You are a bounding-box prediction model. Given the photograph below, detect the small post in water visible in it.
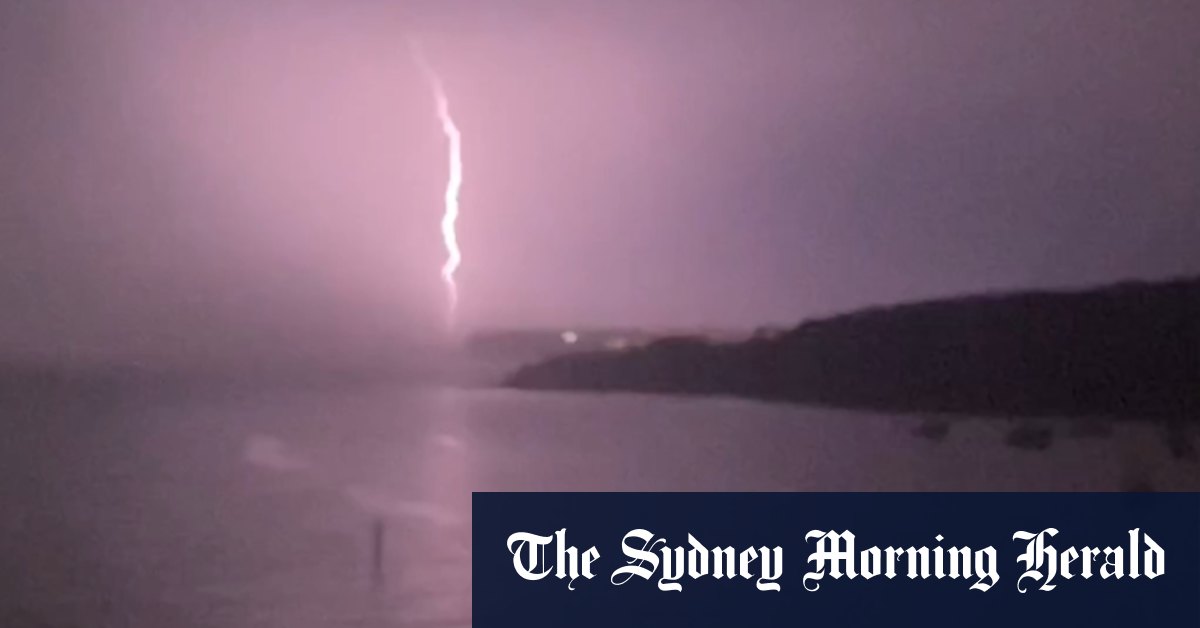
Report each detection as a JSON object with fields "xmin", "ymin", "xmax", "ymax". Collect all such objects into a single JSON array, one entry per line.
[{"xmin": 371, "ymin": 516, "xmax": 386, "ymax": 585}]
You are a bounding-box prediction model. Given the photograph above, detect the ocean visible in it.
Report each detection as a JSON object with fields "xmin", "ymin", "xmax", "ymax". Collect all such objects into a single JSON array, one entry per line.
[{"xmin": 1, "ymin": 379, "xmax": 1194, "ymax": 627}]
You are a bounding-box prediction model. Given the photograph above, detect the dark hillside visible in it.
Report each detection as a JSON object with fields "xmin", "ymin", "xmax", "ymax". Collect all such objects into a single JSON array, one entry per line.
[{"xmin": 506, "ymin": 278, "xmax": 1200, "ymax": 419}]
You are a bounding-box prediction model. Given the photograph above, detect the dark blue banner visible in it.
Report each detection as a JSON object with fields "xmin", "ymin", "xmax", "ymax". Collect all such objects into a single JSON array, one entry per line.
[{"xmin": 473, "ymin": 493, "xmax": 1200, "ymax": 627}]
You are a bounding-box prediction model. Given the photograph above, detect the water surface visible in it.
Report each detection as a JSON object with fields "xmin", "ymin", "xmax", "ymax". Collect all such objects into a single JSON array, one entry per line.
[{"xmin": 2, "ymin": 382, "xmax": 1194, "ymax": 627}]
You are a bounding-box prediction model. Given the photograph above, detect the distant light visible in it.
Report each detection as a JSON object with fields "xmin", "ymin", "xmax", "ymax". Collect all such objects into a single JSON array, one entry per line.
[
  {"xmin": 605, "ymin": 337, "xmax": 628, "ymax": 350},
  {"xmin": 561, "ymin": 331, "xmax": 579, "ymax": 344}
]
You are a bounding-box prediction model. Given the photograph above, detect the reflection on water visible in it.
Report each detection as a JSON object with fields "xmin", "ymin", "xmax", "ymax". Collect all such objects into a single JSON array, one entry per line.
[{"xmin": 0, "ymin": 381, "xmax": 1196, "ymax": 627}]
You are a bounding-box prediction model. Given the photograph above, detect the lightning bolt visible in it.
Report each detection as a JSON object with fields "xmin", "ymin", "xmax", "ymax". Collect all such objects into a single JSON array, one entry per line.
[{"xmin": 409, "ymin": 39, "xmax": 463, "ymax": 327}]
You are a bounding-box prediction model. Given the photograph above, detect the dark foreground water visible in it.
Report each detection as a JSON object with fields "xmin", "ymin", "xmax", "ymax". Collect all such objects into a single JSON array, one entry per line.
[{"xmin": 2, "ymin": 381, "xmax": 1196, "ymax": 627}]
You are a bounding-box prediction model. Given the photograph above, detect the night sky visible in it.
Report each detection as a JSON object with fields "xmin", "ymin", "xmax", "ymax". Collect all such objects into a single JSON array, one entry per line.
[{"xmin": 2, "ymin": 1, "xmax": 1197, "ymax": 364}]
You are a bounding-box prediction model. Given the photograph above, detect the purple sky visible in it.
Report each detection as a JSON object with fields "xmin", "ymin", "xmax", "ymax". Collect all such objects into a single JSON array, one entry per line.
[{"xmin": 2, "ymin": 1, "xmax": 1198, "ymax": 364}]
